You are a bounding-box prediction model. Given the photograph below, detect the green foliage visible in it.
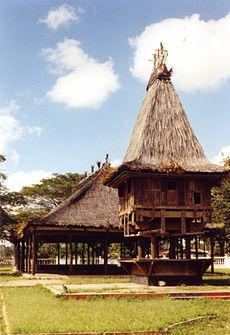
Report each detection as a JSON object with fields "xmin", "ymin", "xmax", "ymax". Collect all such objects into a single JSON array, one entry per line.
[
  {"xmin": 21, "ymin": 172, "xmax": 83, "ymax": 211},
  {"xmin": 211, "ymin": 175, "xmax": 230, "ymax": 255},
  {"xmin": 10, "ymin": 172, "xmax": 84, "ymax": 232}
]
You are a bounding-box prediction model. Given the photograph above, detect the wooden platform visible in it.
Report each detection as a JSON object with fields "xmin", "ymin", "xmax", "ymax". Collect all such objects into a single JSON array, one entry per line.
[{"xmin": 120, "ymin": 258, "xmax": 212, "ymax": 285}]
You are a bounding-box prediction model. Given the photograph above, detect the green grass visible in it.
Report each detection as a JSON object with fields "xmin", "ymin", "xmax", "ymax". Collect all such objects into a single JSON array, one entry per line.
[{"xmin": 3, "ymin": 285, "xmax": 230, "ymax": 334}]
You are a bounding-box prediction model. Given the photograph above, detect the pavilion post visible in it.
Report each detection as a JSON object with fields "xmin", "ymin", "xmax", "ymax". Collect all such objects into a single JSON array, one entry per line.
[
  {"xmin": 69, "ymin": 235, "xmax": 73, "ymax": 274},
  {"xmin": 210, "ymin": 233, "xmax": 215, "ymax": 274},
  {"xmin": 21, "ymin": 239, "xmax": 25, "ymax": 272},
  {"xmin": 75, "ymin": 243, "xmax": 78, "ymax": 264},
  {"xmin": 87, "ymin": 243, "xmax": 90, "ymax": 265},
  {"xmin": 57, "ymin": 243, "xmax": 60, "ymax": 265},
  {"xmin": 65, "ymin": 243, "xmax": 68, "ymax": 265},
  {"xmin": 32, "ymin": 231, "xmax": 37, "ymax": 276},
  {"xmin": 104, "ymin": 235, "xmax": 109, "ymax": 274}
]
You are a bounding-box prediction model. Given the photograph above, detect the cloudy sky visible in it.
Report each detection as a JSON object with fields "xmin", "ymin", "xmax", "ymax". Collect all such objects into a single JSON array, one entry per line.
[{"xmin": 0, "ymin": 0, "xmax": 230, "ymax": 191}]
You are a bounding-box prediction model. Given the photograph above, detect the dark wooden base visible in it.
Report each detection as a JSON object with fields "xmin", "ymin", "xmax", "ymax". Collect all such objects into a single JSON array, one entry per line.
[{"xmin": 121, "ymin": 258, "xmax": 212, "ymax": 286}]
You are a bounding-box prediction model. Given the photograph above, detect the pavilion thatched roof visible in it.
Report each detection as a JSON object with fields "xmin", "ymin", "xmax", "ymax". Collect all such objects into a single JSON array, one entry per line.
[
  {"xmin": 122, "ymin": 44, "xmax": 226, "ymax": 174},
  {"xmin": 29, "ymin": 167, "xmax": 120, "ymax": 229}
]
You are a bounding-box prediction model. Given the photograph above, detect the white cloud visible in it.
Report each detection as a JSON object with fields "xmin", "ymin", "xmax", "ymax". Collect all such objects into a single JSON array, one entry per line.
[
  {"xmin": 210, "ymin": 145, "xmax": 230, "ymax": 165},
  {"xmin": 26, "ymin": 126, "xmax": 43, "ymax": 136},
  {"xmin": 38, "ymin": 4, "xmax": 84, "ymax": 30},
  {"xmin": 0, "ymin": 100, "xmax": 43, "ymax": 161},
  {"xmin": 129, "ymin": 12, "xmax": 230, "ymax": 91},
  {"xmin": 6, "ymin": 170, "xmax": 53, "ymax": 192},
  {"xmin": 42, "ymin": 39, "xmax": 120, "ymax": 109}
]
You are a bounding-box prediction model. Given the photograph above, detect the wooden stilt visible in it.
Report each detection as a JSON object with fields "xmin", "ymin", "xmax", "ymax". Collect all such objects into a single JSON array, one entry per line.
[
  {"xmin": 180, "ymin": 237, "xmax": 183, "ymax": 259},
  {"xmin": 185, "ymin": 237, "xmax": 191, "ymax": 259},
  {"xmin": 169, "ymin": 237, "xmax": 176, "ymax": 259},
  {"xmin": 195, "ymin": 236, "xmax": 198, "ymax": 259},
  {"xmin": 137, "ymin": 237, "xmax": 142, "ymax": 259},
  {"xmin": 150, "ymin": 236, "xmax": 157, "ymax": 259}
]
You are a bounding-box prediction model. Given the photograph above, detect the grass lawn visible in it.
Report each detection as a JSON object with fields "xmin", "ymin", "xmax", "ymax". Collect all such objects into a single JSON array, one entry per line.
[{"xmin": 2, "ymin": 285, "xmax": 230, "ymax": 335}]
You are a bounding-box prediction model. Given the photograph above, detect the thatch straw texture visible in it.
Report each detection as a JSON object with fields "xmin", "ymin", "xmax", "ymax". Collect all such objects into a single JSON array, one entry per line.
[
  {"xmin": 123, "ymin": 78, "xmax": 225, "ymax": 173},
  {"xmin": 32, "ymin": 169, "xmax": 120, "ymax": 228}
]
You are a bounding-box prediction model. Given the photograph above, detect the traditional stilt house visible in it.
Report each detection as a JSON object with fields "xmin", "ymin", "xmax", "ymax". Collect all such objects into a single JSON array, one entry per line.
[
  {"xmin": 105, "ymin": 44, "xmax": 228, "ymax": 285},
  {"xmin": 18, "ymin": 164, "xmax": 129, "ymax": 275}
]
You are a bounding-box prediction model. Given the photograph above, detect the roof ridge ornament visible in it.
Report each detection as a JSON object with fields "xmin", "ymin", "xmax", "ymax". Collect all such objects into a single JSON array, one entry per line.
[
  {"xmin": 149, "ymin": 42, "xmax": 168, "ymax": 70},
  {"xmin": 146, "ymin": 42, "xmax": 173, "ymax": 91}
]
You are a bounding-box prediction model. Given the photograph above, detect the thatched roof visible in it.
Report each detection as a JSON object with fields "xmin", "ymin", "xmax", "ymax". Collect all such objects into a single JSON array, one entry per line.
[
  {"xmin": 29, "ymin": 167, "xmax": 120, "ymax": 229},
  {"xmin": 122, "ymin": 48, "xmax": 226, "ymax": 174}
]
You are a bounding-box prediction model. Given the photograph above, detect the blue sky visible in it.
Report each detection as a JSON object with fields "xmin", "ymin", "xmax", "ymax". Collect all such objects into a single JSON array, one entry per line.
[{"xmin": 0, "ymin": 0, "xmax": 230, "ymax": 191}]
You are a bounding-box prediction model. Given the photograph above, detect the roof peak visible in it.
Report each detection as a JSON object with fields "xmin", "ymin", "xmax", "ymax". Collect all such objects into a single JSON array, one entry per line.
[{"xmin": 147, "ymin": 43, "xmax": 173, "ymax": 91}]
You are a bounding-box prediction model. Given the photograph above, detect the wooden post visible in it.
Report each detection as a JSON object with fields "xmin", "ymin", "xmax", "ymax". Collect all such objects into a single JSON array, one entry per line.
[
  {"xmin": 161, "ymin": 209, "xmax": 166, "ymax": 234},
  {"xmin": 21, "ymin": 239, "xmax": 25, "ymax": 272},
  {"xmin": 14, "ymin": 243, "xmax": 19, "ymax": 271},
  {"xmin": 203, "ymin": 238, "xmax": 206, "ymax": 257},
  {"xmin": 104, "ymin": 235, "xmax": 109, "ymax": 274},
  {"xmin": 150, "ymin": 236, "xmax": 157, "ymax": 259},
  {"xmin": 82, "ymin": 243, "xmax": 85, "ymax": 264},
  {"xmin": 180, "ymin": 237, "xmax": 183, "ymax": 259},
  {"xmin": 65, "ymin": 243, "xmax": 68, "ymax": 265},
  {"xmin": 137, "ymin": 237, "xmax": 142, "ymax": 259},
  {"xmin": 169, "ymin": 237, "xmax": 176, "ymax": 259},
  {"xmin": 120, "ymin": 242, "xmax": 123, "ymax": 259},
  {"xmin": 32, "ymin": 232, "xmax": 37, "ymax": 276},
  {"xmin": 210, "ymin": 234, "xmax": 215, "ymax": 274},
  {"xmin": 185, "ymin": 237, "xmax": 191, "ymax": 259},
  {"xmin": 92, "ymin": 242, "xmax": 95, "ymax": 265},
  {"xmin": 28, "ymin": 236, "xmax": 31, "ymax": 273},
  {"xmin": 75, "ymin": 243, "xmax": 78, "ymax": 264},
  {"xmin": 87, "ymin": 243, "xmax": 90, "ymax": 265},
  {"xmin": 181, "ymin": 210, "xmax": 186, "ymax": 234},
  {"xmin": 57, "ymin": 243, "xmax": 60, "ymax": 265},
  {"xmin": 69, "ymin": 235, "xmax": 73, "ymax": 274},
  {"xmin": 195, "ymin": 236, "xmax": 199, "ymax": 259}
]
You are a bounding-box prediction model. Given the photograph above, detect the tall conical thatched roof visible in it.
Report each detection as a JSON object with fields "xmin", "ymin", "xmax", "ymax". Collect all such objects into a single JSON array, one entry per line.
[
  {"xmin": 29, "ymin": 166, "xmax": 120, "ymax": 229},
  {"xmin": 122, "ymin": 44, "xmax": 225, "ymax": 173}
]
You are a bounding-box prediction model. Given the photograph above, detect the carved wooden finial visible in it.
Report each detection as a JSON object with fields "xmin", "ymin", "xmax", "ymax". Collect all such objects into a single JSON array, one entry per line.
[{"xmin": 149, "ymin": 42, "xmax": 168, "ymax": 70}]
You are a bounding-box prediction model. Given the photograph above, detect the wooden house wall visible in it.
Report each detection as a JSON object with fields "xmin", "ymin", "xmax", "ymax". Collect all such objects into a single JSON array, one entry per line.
[{"xmin": 119, "ymin": 177, "xmax": 212, "ymax": 210}]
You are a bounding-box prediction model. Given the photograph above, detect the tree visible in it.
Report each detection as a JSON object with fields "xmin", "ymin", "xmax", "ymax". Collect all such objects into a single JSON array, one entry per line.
[
  {"xmin": 0, "ymin": 155, "xmax": 26, "ymax": 241},
  {"xmin": 12, "ymin": 172, "xmax": 84, "ymax": 227},
  {"xmin": 211, "ymin": 157, "xmax": 230, "ymax": 255}
]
